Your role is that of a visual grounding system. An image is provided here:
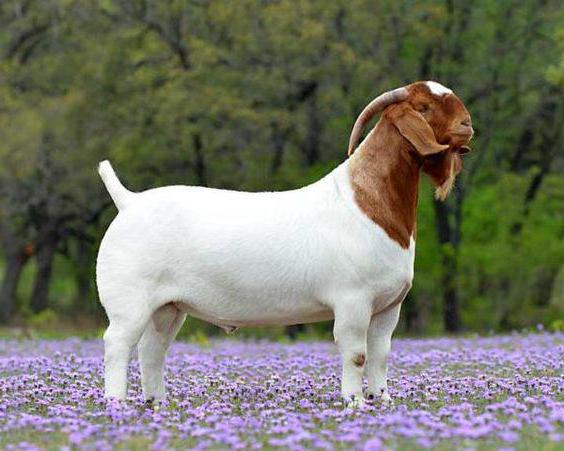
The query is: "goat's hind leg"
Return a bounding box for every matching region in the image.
[138,303,186,403]
[103,304,152,400]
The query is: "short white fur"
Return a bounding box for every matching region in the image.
[425,81,453,96]
[97,159,414,407]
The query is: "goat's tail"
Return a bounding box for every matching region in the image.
[98,160,134,211]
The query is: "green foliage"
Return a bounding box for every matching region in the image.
[0,0,562,335]
[27,308,58,330]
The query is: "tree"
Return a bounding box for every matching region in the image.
[0,0,561,334]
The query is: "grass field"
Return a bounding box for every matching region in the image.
[0,333,562,450]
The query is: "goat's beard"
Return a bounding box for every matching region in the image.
[434,155,457,200]
[422,151,462,201]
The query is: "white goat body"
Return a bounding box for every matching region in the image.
[97,160,413,327]
[97,159,413,405]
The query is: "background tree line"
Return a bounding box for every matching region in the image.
[0,0,562,337]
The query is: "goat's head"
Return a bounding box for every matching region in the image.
[348,81,474,200]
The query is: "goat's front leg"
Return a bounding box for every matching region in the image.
[365,304,401,405]
[333,304,371,408]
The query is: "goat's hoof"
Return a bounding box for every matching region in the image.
[104,396,127,405]
[380,393,393,407]
[365,390,393,407]
[344,394,365,409]
[144,398,162,411]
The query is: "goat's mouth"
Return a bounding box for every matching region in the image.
[456,144,471,154]
[446,135,472,154]
[439,141,472,155]
[447,127,474,154]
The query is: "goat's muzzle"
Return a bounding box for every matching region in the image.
[448,124,474,154]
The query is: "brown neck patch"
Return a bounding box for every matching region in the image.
[348,118,421,249]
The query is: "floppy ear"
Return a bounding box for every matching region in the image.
[385,104,449,156]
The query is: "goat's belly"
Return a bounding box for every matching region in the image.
[172,294,334,327]
[137,218,339,327]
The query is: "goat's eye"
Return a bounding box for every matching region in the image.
[418,104,430,114]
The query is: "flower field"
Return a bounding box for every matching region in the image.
[0,333,562,450]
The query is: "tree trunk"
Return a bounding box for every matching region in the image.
[510,165,550,235]
[441,257,460,333]
[270,123,286,175]
[192,132,208,187]
[433,198,461,333]
[74,275,92,312]
[286,324,305,340]
[73,239,93,312]
[304,94,321,166]
[30,238,58,313]
[403,293,423,334]
[510,88,561,235]
[0,250,28,323]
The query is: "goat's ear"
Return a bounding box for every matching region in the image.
[386,104,449,156]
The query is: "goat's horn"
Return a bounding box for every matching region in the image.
[347,87,409,155]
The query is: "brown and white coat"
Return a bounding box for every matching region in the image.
[96,81,473,407]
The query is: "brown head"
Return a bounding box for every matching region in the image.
[348,81,473,200]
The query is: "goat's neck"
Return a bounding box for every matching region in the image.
[348,121,420,249]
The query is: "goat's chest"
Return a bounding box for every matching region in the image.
[328,222,415,309]
[366,246,413,297]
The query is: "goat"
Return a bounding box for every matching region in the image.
[96,80,473,407]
